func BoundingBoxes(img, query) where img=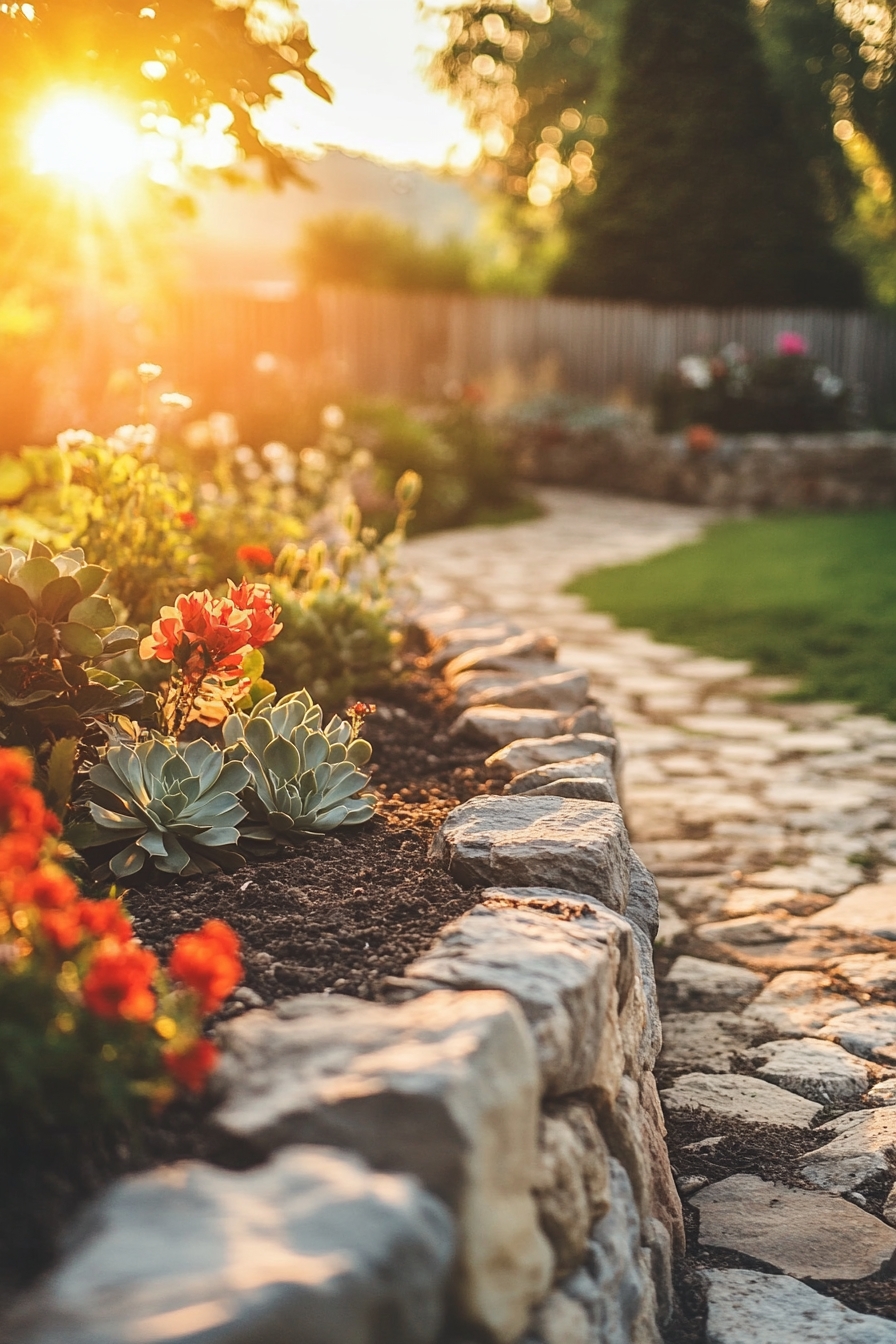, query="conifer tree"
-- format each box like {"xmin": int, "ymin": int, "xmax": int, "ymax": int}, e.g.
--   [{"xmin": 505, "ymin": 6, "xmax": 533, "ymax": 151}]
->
[{"xmin": 554, "ymin": 0, "xmax": 865, "ymax": 306}]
